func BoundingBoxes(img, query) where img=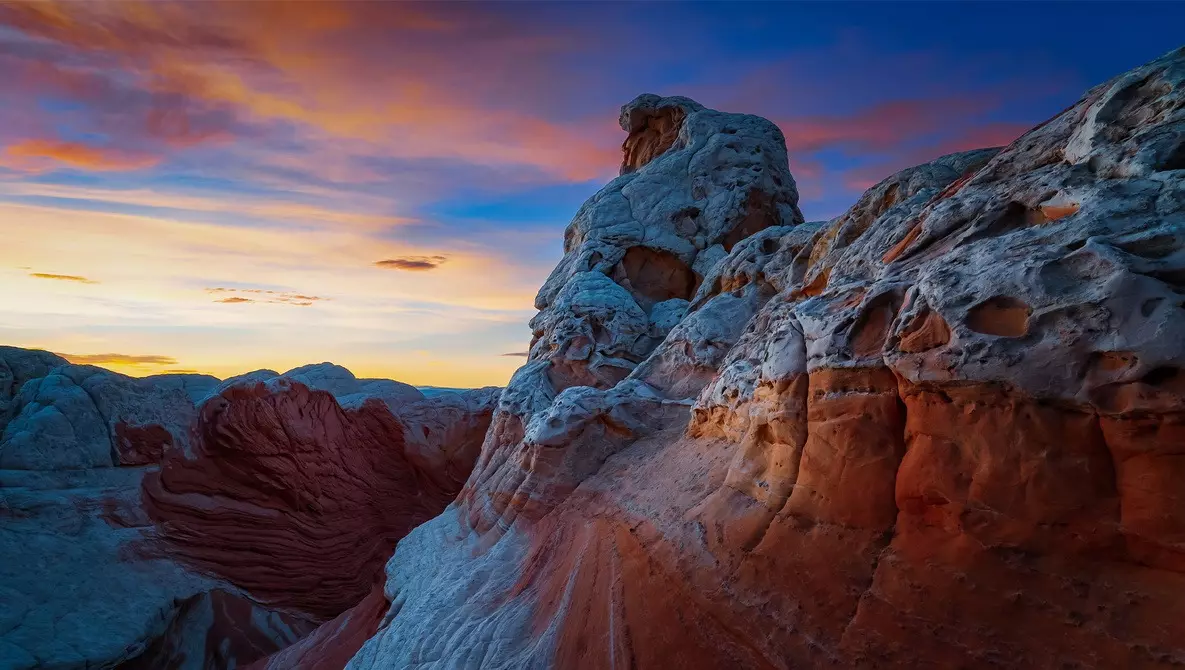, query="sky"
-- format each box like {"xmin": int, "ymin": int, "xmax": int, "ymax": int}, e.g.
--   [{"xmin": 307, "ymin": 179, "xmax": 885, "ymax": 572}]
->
[{"xmin": 0, "ymin": 1, "xmax": 1181, "ymax": 387}]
